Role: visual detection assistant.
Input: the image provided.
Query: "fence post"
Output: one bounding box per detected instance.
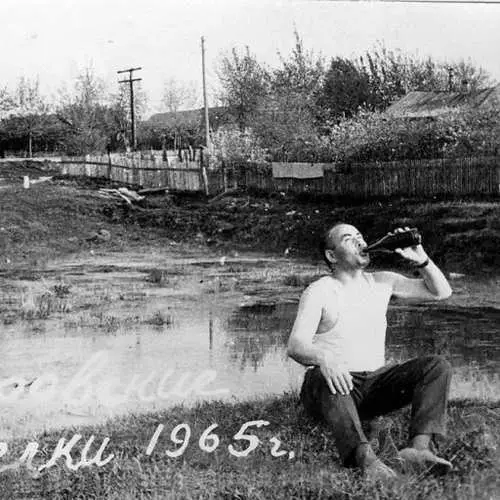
[222,161,228,192]
[132,157,139,187]
[107,151,112,181]
[200,148,209,195]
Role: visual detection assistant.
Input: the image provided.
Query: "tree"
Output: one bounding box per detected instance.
[111,83,148,151]
[162,78,198,113]
[0,81,71,156]
[257,30,326,160]
[56,65,131,154]
[360,45,423,109]
[56,66,107,154]
[214,31,327,161]
[158,78,200,150]
[359,43,493,110]
[217,46,270,129]
[0,87,13,156]
[316,104,500,163]
[7,77,50,157]
[445,59,492,92]
[316,57,373,124]
[0,86,13,117]
[273,30,325,98]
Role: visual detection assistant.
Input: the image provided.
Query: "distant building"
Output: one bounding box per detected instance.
[143,106,233,150]
[145,106,232,131]
[385,83,500,119]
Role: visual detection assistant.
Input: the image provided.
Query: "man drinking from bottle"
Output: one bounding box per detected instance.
[287,223,453,480]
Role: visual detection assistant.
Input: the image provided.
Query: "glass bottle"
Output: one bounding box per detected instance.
[365,228,422,253]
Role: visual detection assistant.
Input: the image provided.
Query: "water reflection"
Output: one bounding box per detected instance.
[225,303,292,372]
[386,307,500,374]
[226,303,500,375]
[1,254,499,439]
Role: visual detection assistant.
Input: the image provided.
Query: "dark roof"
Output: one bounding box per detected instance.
[385,84,500,118]
[145,106,231,128]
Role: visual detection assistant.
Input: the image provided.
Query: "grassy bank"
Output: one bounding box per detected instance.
[0,180,165,270]
[1,177,499,275]
[0,395,498,499]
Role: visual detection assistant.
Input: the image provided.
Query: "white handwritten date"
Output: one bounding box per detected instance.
[146,420,295,459]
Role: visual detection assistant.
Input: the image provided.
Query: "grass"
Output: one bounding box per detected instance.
[145,310,175,328]
[20,289,72,320]
[52,281,72,298]
[0,182,159,269]
[65,311,174,332]
[451,366,500,401]
[148,269,169,286]
[0,394,498,499]
[4,275,179,331]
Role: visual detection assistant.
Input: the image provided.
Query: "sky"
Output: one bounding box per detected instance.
[2,0,500,117]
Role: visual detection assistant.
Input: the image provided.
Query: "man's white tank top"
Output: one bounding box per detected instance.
[312,273,392,371]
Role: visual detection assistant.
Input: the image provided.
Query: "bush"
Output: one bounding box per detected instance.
[211,126,269,165]
[321,107,500,162]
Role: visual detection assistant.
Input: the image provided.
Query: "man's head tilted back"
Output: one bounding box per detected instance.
[320,223,369,270]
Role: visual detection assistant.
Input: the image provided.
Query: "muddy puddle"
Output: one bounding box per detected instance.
[0,247,498,439]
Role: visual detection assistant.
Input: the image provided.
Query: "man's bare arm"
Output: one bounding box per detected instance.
[287,280,353,395]
[287,282,328,366]
[376,259,452,301]
[374,228,452,300]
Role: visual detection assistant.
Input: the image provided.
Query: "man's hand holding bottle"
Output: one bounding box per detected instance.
[391,227,430,267]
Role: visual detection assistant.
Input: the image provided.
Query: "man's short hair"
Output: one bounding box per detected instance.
[319,222,346,267]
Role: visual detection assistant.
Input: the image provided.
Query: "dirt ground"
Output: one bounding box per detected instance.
[0,164,499,276]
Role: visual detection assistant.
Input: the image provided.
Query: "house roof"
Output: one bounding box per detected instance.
[385,84,500,118]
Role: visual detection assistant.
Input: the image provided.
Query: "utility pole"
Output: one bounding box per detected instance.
[201,37,210,151]
[200,37,210,196]
[118,67,142,151]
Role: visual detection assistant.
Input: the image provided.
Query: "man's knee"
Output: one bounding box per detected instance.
[301,370,358,421]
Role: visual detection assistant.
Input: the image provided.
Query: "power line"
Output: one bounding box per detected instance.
[118,67,142,151]
[317,0,500,3]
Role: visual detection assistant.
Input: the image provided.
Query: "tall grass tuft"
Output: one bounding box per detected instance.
[20,290,72,320]
[146,310,174,327]
[148,269,168,286]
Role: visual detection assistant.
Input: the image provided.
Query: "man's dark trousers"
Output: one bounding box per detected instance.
[300,355,452,465]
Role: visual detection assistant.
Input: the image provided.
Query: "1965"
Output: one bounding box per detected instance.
[145,420,295,459]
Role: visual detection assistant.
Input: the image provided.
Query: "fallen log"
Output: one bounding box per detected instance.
[29,176,53,185]
[98,187,144,204]
[118,187,144,201]
[137,187,169,195]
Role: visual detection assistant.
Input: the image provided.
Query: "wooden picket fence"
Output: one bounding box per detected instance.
[54,154,500,198]
[58,153,205,192]
[228,156,500,198]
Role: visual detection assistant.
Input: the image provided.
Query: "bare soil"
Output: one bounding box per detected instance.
[0,172,499,275]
